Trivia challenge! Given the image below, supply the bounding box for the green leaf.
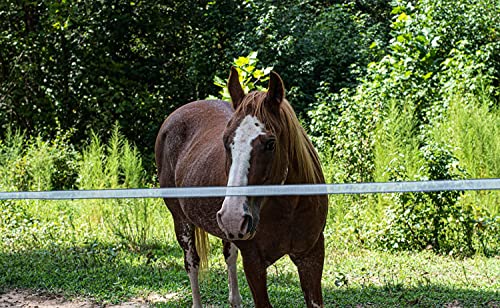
[235,56,249,67]
[422,72,433,80]
[253,69,264,79]
[214,76,225,88]
[431,36,440,48]
[263,67,273,75]
[397,12,409,22]
[391,6,404,14]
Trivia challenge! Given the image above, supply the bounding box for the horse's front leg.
[290,233,325,308]
[174,221,202,308]
[241,250,272,308]
[223,240,243,307]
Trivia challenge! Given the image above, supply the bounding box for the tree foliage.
[1,0,392,163]
[0,0,246,162]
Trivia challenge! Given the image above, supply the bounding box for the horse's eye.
[264,139,276,152]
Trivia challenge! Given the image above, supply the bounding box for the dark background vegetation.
[0,0,394,162]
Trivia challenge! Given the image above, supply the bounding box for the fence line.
[0,179,499,200]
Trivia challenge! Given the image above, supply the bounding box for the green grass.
[1,198,499,306]
[1,210,499,306]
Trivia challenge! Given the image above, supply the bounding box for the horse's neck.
[282,157,323,185]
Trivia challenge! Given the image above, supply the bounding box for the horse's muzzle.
[217,197,255,240]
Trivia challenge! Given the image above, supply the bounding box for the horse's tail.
[195,226,210,272]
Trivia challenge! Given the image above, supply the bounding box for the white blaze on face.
[227,115,265,186]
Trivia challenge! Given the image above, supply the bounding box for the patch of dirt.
[0,289,178,308]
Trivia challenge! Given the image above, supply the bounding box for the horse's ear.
[227,67,244,109]
[265,71,285,113]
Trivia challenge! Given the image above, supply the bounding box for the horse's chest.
[258,196,327,255]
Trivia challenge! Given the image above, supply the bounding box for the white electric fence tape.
[0,179,499,200]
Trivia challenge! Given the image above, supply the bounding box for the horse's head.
[216,67,290,240]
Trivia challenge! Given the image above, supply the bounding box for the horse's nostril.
[216,212,223,226]
[241,214,253,234]
[228,233,234,239]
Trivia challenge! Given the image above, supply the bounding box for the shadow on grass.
[0,244,498,307]
[262,268,499,307]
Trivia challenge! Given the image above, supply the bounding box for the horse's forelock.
[236,91,324,184]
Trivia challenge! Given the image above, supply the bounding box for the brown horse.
[155,68,328,307]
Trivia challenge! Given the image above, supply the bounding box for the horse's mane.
[237,92,324,184]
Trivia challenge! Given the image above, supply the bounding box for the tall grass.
[429,90,500,255]
[0,129,27,191]
[320,81,499,255]
[78,132,106,190]
[0,126,174,253]
[373,100,423,183]
[76,125,173,250]
[432,92,500,180]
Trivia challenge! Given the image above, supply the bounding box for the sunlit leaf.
[235,56,249,67]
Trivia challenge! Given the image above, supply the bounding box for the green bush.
[0,129,79,191]
[309,0,500,256]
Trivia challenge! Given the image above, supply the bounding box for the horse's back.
[155,100,232,188]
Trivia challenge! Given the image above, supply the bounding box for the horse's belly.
[175,142,227,237]
[178,197,225,238]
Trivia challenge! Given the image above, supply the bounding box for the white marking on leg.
[311,300,322,308]
[226,243,242,307]
[188,266,201,308]
[183,233,202,308]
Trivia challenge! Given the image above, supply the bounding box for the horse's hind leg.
[223,241,242,307]
[173,219,202,308]
[290,233,325,308]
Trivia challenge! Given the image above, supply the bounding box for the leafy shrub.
[0,129,79,191]
[209,52,273,101]
[309,0,500,255]
[309,83,381,184]
[379,141,472,254]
